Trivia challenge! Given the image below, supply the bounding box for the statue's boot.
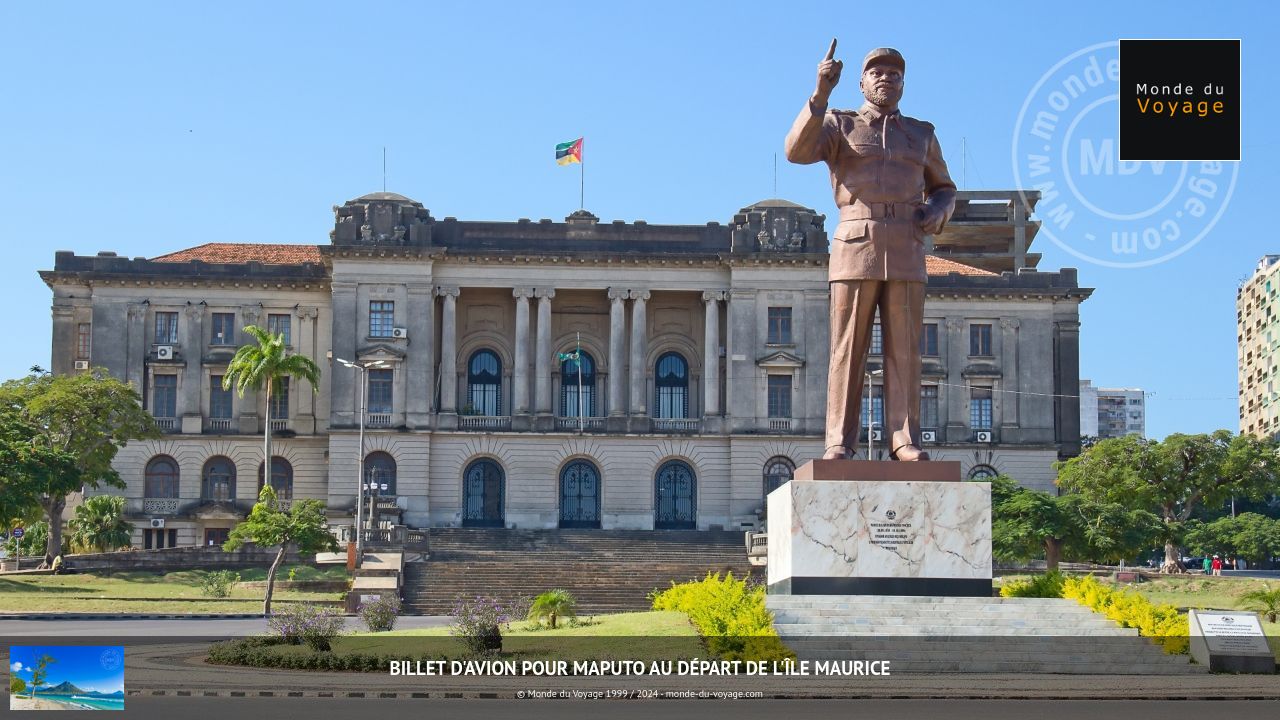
[890,444,930,462]
[822,445,852,461]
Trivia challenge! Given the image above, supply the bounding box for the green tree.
[0,368,156,565]
[222,326,321,489]
[1185,513,1280,566]
[1240,584,1280,623]
[67,495,134,553]
[30,653,54,701]
[223,485,337,616]
[990,477,1081,571]
[4,521,52,561]
[10,675,25,695]
[1057,431,1280,572]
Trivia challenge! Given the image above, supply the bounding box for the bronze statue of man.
[785,40,956,462]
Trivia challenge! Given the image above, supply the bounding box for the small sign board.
[12,528,23,539]
[1188,609,1276,673]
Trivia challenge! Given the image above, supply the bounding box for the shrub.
[359,594,403,633]
[11,676,26,694]
[1240,584,1280,623]
[199,570,241,599]
[528,589,578,629]
[1063,575,1187,654]
[450,595,510,655]
[206,637,447,672]
[651,572,793,662]
[999,571,1066,598]
[267,603,345,651]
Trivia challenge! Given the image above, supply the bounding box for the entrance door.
[559,460,601,529]
[654,460,696,530]
[204,528,230,547]
[462,459,505,528]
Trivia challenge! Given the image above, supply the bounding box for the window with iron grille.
[767,307,792,344]
[210,375,232,419]
[267,313,291,345]
[154,312,178,344]
[920,323,939,356]
[211,313,235,346]
[144,456,179,498]
[270,377,289,420]
[368,369,393,414]
[76,323,91,359]
[970,387,993,429]
[369,301,394,337]
[560,351,597,417]
[920,385,939,428]
[655,352,689,418]
[763,456,795,496]
[870,322,883,355]
[767,374,792,418]
[153,375,177,417]
[467,350,502,415]
[970,324,993,356]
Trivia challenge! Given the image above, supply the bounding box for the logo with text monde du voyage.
[1013,40,1239,268]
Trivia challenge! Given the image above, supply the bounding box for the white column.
[437,286,459,413]
[534,288,555,415]
[628,289,650,416]
[702,291,723,417]
[513,287,532,415]
[607,288,627,416]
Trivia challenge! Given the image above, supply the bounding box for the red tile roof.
[151,243,322,265]
[926,256,996,276]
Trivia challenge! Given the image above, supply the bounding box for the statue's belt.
[840,201,920,221]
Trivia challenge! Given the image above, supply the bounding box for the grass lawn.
[0,566,347,613]
[240,611,702,663]
[1117,574,1280,659]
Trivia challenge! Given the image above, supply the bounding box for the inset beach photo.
[9,646,124,711]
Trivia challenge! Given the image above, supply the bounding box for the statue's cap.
[862,47,905,73]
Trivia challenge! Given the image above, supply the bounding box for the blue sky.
[9,646,125,693]
[1,1,1274,439]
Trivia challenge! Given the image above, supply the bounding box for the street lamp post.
[336,358,386,564]
[865,368,883,459]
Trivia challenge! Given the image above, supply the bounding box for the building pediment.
[356,344,407,362]
[185,501,245,521]
[962,363,1003,378]
[757,350,805,369]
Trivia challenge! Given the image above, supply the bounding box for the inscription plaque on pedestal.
[1188,610,1276,673]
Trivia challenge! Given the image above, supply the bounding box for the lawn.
[1119,574,1280,657]
[0,566,347,613]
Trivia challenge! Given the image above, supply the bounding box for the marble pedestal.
[767,460,992,596]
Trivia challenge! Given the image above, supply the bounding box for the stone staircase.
[403,528,755,615]
[767,595,1206,674]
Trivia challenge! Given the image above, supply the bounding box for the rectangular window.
[154,312,178,344]
[270,377,289,420]
[210,375,232,419]
[920,323,939,356]
[153,375,177,417]
[861,385,884,429]
[767,374,792,418]
[921,386,939,429]
[369,301,394,338]
[970,323,993,356]
[970,387,993,430]
[368,369,393,414]
[267,313,292,346]
[870,322,883,355]
[211,313,235,346]
[767,307,792,344]
[76,323,91,359]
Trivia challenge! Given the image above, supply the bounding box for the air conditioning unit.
[976,431,993,443]
[871,429,883,441]
[156,346,174,360]
[73,360,89,370]
[391,327,408,339]
[150,518,165,529]
[921,430,937,443]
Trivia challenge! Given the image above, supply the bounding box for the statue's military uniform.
[785,48,956,456]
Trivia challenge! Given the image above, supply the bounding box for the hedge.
[1062,575,1188,654]
[650,572,793,662]
[206,636,446,671]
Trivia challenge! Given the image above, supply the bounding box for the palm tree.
[223,326,321,498]
[528,589,578,629]
[67,495,133,553]
[1241,584,1280,623]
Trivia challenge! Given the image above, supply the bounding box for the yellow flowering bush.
[651,572,794,662]
[1062,575,1188,654]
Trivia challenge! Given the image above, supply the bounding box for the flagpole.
[579,138,585,210]
[577,331,584,432]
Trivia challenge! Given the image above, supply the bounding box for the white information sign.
[1188,610,1275,673]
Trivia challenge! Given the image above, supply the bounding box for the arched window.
[654,459,696,529]
[967,464,999,480]
[560,350,597,417]
[144,456,179,498]
[202,456,236,502]
[763,456,795,497]
[467,350,502,416]
[462,458,504,527]
[655,352,689,419]
[559,459,601,528]
[257,457,293,500]
[365,451,397,495]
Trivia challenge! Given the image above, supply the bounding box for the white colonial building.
[41,190,1090,548]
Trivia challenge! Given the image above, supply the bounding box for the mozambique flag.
[555,137,583,166]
